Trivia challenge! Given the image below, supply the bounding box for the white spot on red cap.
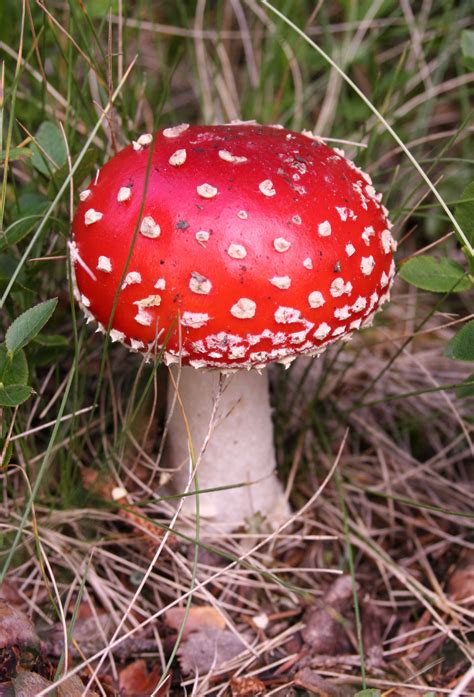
[154,278,166,290]
[335,206,356,222]
[274,237,291,252]
[362,225,375,245]
[132,133,153,151]
[334,305,351,320]
[381,229,396,253]
[181,312,210,328]
[231,298,256,319]
[345,243,356,257]
[237,210,248,220]
[168,149,187,166]
[365,184,377,198]
[84,209,103,226]
[80,294,90,307]
[79,189,91,202]
[189,272,212,295]
[352,296,368,313]
[227,243,247,259]
[350,318,362,330]
[330,278,352,298]
[197,183,218,199]
[380,271,389,288]
[314,323,331,340]
[140,216,160,239]
[218,149,248,164]
[229,345,247,359]
[134,309,153,326]
[270,276,291,289]
[308,291,325,309]
[97,256,112,273]
[117,186,132,203]
[318,220,332,237]
[289,331,307,344]
[292,214,302,225]
[133,294,161,308]
[130,339,145,351]
[361,256,375,276]
[259,179,276,197]
[110,329,126,343]
[303,257,313,270]
[122,271,142,289]
[332,326,346,336]
[163,123,189,138]
[369,291,379,309]
[274,306,301,324]
[196,230,210,245]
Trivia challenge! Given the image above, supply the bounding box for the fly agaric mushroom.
[70,123,396,530]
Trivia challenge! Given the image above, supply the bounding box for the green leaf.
[30,122,67,177]
[461,30,474,71]
[0,255,30,295]
[33,333,69,348]
[0,147,32,162]
[5,298,58,354]
[445,320,474,362]
[0,440,13,467]
[456,374,474,398]
[48,147,98,197]
[0,384,32,407]
[399,256,472,293]
[354,691,381,697]
[0,344,28,385]
[0,203,49,251]
[86,0,119,17]
[455,181,474,252]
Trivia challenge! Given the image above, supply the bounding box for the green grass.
[0,1,473,695]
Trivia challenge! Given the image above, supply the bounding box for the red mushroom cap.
[70,123,396,369]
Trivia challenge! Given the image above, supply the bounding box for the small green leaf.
[455,181,474,252]
[445,321,474,362]
[33,334,69,348]
[30,122,67,177]
[5,298,58,354]
[0,344,28,385]
[354,690,381,697]
[1,206,49,250]
[48,147,98,197]
[399,256,472,293]
[456,374,474,398]
[0,384,32,407]
[0,147,32,162]
[461,30,474,71]
[86,0,119,17]
[0,440,13,467]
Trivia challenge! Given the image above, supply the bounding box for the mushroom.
[70,124,396,530]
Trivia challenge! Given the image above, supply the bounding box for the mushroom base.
[165,366,290,532]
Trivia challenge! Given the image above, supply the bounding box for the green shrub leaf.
[48,147,98,197]
[456,374,474,399]
[354,690,381,697]
[0,344,28,386]
[399,256,472,292]
[5,298,58,354]
[461,30,474,71]
[455,181,474,252]
[445,320,474,361]
[0,384,33,408]
[31,122,67,177]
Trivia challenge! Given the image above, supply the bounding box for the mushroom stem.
[165,366,290,531]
